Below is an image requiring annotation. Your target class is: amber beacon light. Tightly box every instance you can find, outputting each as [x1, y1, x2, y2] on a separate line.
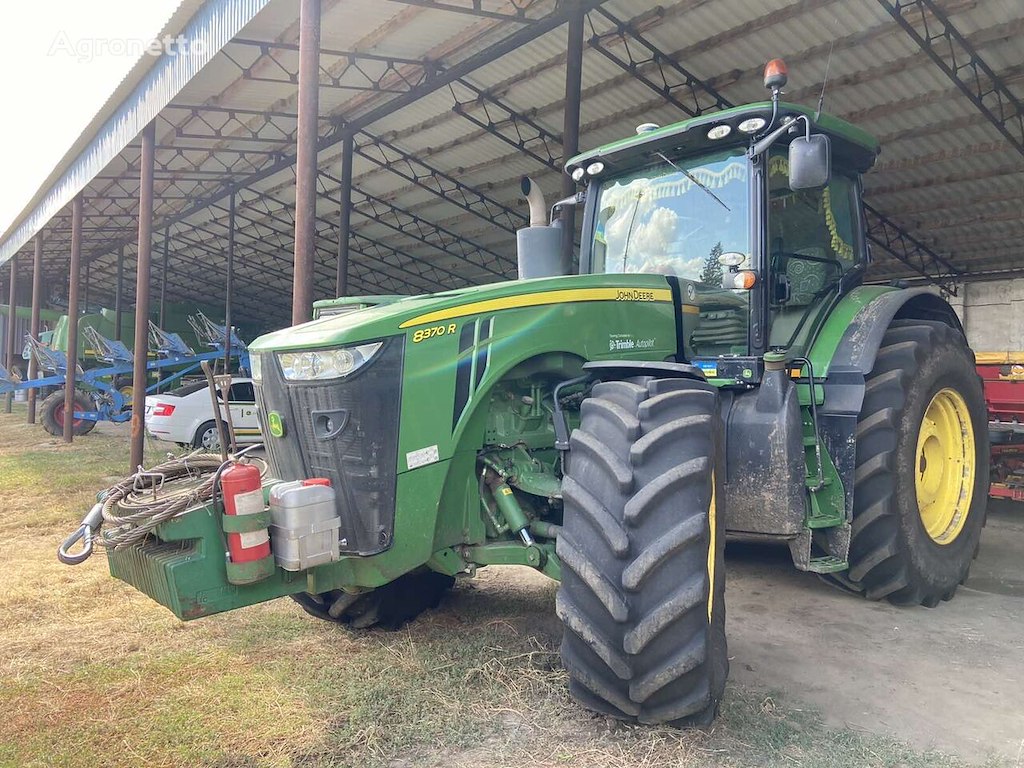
[763, 58, 788, 91]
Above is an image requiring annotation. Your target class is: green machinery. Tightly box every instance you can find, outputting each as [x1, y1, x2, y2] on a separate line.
[90, 65, 989, 727]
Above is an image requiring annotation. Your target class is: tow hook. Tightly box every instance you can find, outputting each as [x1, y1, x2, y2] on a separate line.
[57, 501, 105, 565]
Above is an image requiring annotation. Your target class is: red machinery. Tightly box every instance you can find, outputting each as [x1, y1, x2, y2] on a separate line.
[977, 352, 1024, 501]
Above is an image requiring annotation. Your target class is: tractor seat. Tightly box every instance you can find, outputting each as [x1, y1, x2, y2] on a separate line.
[769, 252, 835, 347]
[785, 255, 830, 307]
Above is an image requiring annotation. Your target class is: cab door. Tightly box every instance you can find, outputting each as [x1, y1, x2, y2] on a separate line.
[765, 153, 865, 355]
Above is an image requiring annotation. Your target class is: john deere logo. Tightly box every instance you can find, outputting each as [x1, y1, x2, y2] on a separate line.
[267, 411, 285, 438]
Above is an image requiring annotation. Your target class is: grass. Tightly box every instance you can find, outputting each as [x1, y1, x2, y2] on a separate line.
[0, 405, 1009, 768]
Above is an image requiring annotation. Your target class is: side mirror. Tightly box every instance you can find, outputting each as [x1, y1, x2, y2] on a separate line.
[789, 133, 831, 190]
[549, 191, 586, 224]
[717, 252, 746, 269]
[719, 252, 756, 290]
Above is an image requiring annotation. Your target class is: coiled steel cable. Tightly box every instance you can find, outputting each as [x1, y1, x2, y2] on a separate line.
[58, 448, 267, 562]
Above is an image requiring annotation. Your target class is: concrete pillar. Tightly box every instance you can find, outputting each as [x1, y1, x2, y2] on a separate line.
[225, 192, 235, 371]
[114, 245, 125, 341]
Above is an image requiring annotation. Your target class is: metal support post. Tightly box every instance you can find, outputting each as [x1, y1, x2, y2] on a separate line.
[27, 234, 43, 423]
[159, 230, 169, 328]
[130, 120, 156, 470]
[83, 260, 90, 310]
[292, 0, 321, 325]
[4, 256, 17, 414]
[64, 195, 83, 442]
[114, 245, 125, 341]
[225, 192, 235, 371]
[560, 1, 584, 273]
[336, 133, 353, 298]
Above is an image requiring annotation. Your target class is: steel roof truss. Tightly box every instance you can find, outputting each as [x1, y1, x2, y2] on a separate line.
[880, 0, 1024, 156]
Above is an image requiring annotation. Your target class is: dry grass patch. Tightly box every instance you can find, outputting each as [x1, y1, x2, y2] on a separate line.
[0, 409, 322, 767]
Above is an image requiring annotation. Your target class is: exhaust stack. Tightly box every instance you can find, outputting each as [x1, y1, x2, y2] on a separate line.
[521, 176, 547, 227]
[516, 177, 565, 280]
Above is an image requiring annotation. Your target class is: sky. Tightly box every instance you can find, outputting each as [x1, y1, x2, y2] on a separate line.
[0, 1, 183, 234]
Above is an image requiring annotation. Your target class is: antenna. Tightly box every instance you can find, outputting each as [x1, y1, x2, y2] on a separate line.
[815, 38, 836, 121]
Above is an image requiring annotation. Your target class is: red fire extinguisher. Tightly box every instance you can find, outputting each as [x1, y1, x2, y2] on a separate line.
[221, 463, 271, 563]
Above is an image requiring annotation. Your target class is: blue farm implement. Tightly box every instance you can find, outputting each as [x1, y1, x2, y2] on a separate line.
[0, 312, 249, 436]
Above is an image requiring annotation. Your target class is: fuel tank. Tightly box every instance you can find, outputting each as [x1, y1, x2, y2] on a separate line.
[720, 363, 807, 536]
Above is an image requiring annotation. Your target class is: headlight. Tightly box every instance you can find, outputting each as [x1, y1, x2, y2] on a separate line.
[707, 124, 732, 140]
[249, 353, 262, 382]
[278, 342, 383, 381]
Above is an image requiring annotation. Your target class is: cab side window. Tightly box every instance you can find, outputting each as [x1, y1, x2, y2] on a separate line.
[767, 154, 859, 349]
[229, 382, 255, 403]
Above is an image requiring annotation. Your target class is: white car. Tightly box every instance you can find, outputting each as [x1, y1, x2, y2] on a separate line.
[144, 378, 262, 450]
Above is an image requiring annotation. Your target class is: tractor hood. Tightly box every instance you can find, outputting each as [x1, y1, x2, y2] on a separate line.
[249, 273, 677, 352]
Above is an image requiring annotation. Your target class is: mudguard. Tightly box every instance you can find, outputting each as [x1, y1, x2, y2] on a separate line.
[829, 288, 963, 375]
[582, 360, 706, 381]
[817, 288, 965, 521]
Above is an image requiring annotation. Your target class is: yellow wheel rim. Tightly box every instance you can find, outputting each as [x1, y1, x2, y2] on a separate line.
[915, 388, 975, 544]
[119, 385, 133, 408]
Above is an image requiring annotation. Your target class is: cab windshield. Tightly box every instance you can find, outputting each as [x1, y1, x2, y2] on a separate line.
[590, 148, 751, 356]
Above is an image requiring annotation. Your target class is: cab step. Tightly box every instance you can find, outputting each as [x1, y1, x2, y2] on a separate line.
[807, 555, 848, 574]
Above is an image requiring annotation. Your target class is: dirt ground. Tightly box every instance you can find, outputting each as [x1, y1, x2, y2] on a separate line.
[497, 504, 1024, 763]
[409, 449, 1022, 763]
[723, 505, 1024, 761]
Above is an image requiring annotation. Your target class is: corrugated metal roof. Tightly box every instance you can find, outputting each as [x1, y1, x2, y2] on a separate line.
[1, 0, 1021, 330]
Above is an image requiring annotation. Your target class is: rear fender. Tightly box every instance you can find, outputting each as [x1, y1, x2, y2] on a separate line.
[815, 288, 964, 521]
[828, 288, 963, 376]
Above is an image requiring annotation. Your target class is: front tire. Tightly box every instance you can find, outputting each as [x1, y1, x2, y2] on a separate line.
[558, 376, 727, 727]
[847, 320, 988, 606]
[291, 571, 455, 630]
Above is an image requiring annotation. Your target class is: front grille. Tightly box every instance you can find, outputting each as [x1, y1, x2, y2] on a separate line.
[255, 337, 403, 555]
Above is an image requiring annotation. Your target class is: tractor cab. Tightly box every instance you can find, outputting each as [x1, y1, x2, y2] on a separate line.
[565, 65, 879, 382]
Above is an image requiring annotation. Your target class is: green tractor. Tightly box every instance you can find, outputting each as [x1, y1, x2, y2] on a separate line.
[95, 64, 988, 727]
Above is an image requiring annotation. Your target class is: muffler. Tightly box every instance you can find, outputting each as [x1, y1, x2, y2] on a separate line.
[516, 177, 564, 280]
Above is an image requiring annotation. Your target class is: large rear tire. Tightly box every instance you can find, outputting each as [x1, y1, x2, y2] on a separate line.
[291, 570, 455, 630]
[558, 376, 727, 727]
[846, 320, 988, 606]
[40, 389, 97, 437]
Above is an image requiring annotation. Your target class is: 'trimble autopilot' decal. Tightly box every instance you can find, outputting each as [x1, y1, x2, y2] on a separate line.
[608, 333, 657, 352]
